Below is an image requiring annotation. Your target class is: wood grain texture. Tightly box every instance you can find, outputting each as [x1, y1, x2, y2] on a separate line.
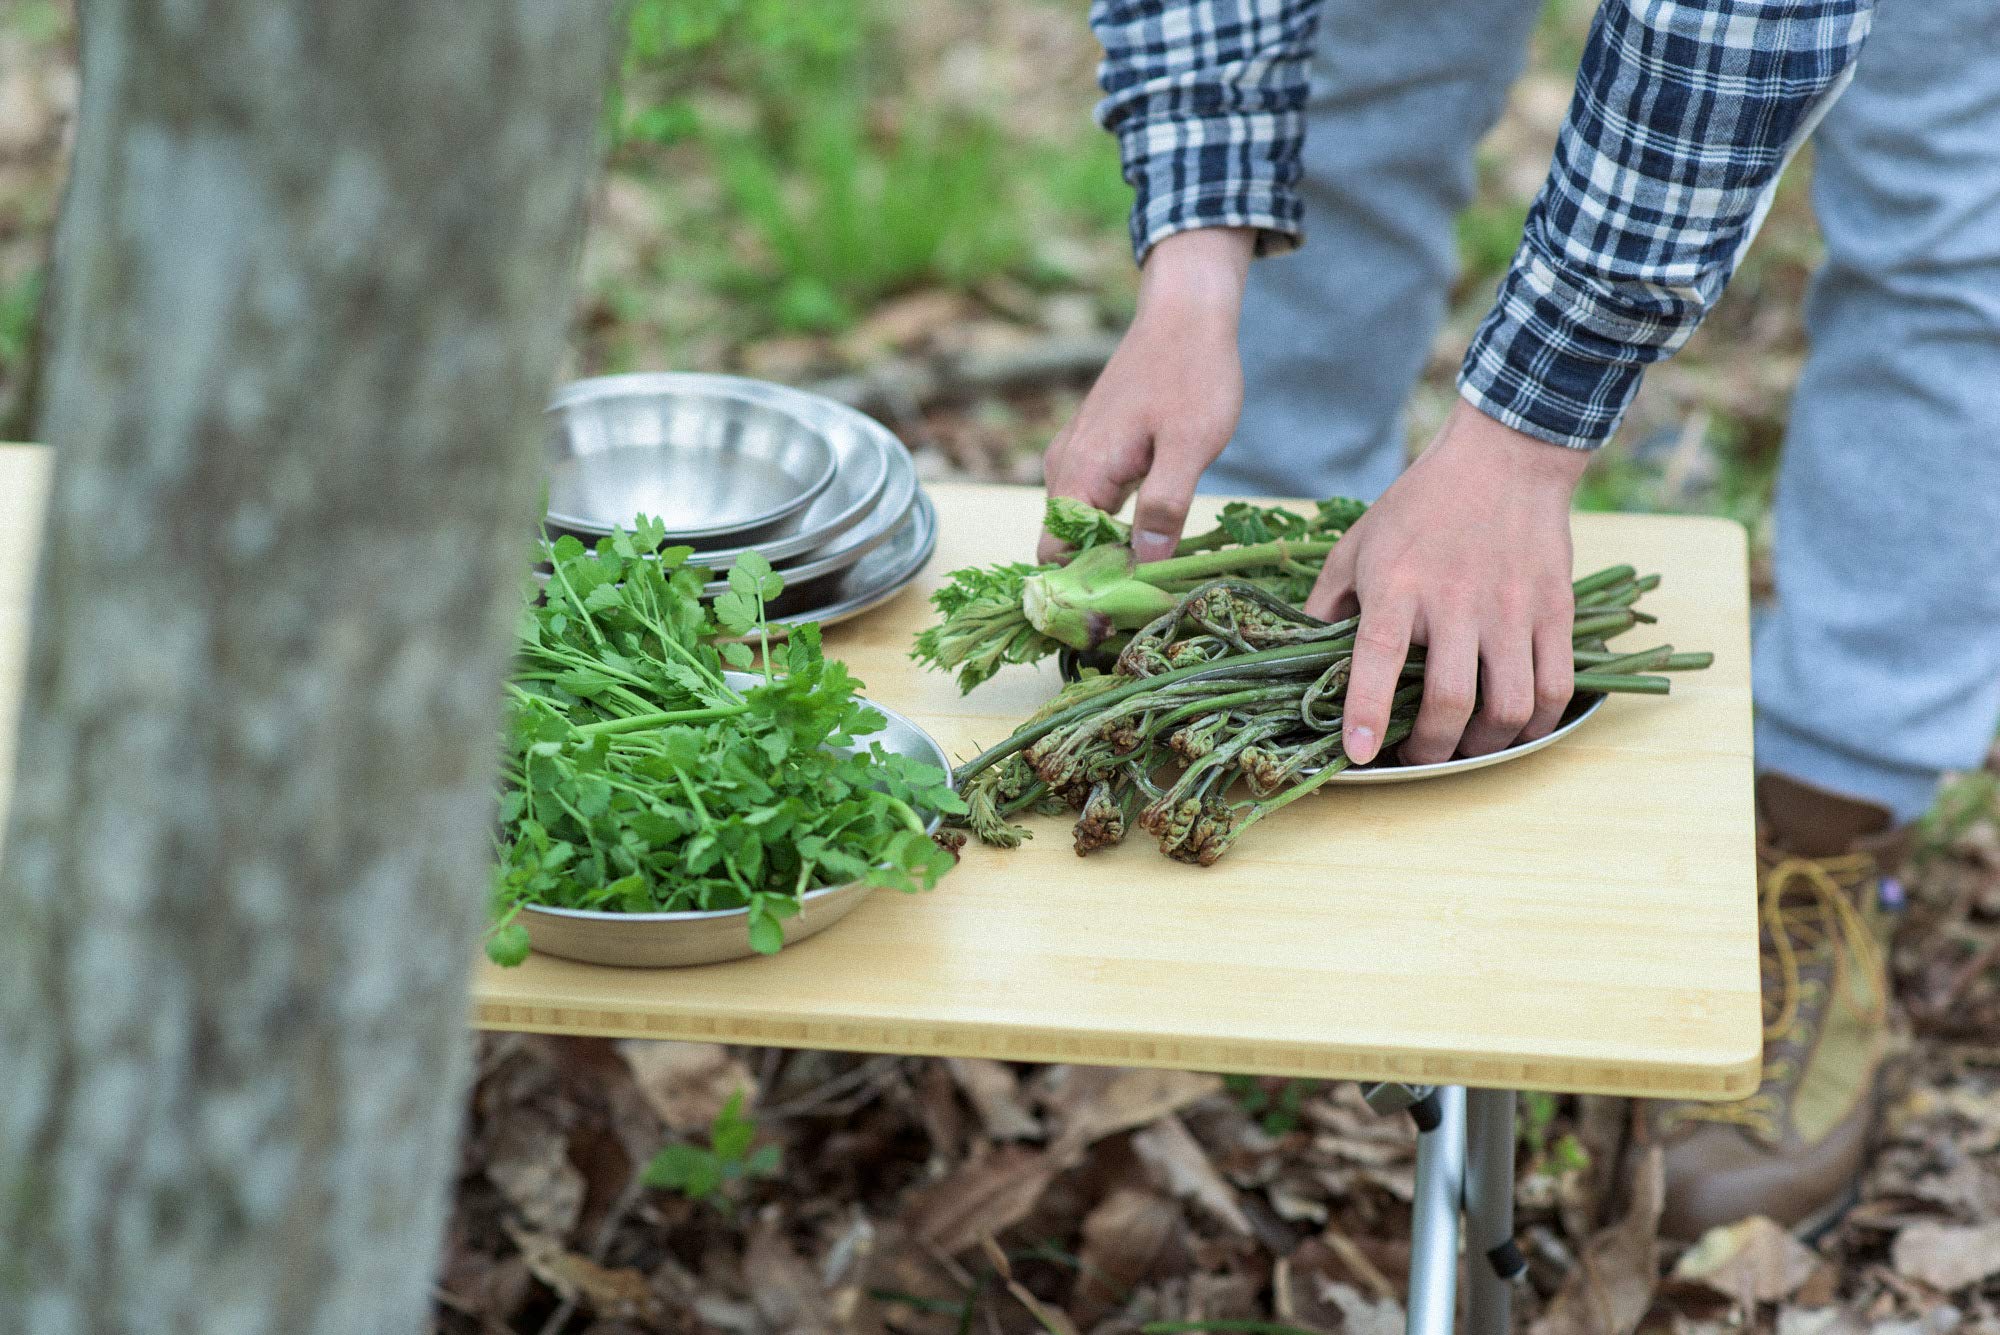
[0, 458, 1762, 1099]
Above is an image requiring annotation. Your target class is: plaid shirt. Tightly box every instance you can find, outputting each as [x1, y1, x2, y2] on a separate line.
[1092, 0, 1874, 448]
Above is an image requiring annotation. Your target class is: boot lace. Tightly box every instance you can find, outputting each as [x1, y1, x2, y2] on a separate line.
[1665, 851, 1887, 1138]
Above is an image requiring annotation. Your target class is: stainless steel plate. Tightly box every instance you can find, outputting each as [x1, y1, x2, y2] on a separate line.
[1312, 692, 1606, 783]
[546, 373, 841, 545]
[518, 684, 951, 969]
[699, 438, 918, 598]
[767, 491, 936, 629]
[679, 396, 895, 571]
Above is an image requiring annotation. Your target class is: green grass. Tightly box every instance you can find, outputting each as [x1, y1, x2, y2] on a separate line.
[605, 0, 1056, 337]
[0, 269, 42, 372]
[1456, 194, 1530, 291]
[712, 104, 1027, 332]
[3, 0, 66, 44]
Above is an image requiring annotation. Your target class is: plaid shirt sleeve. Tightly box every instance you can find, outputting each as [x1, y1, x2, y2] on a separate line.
[1460, 0, 1874, 448]
[1090, 0, 1322, 263]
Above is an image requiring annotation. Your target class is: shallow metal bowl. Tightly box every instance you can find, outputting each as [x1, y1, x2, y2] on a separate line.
[546, 373, 840, 545]
[518, 685, 951, 969]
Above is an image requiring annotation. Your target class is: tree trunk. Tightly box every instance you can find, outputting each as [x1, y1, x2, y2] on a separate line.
[0, 5, 616, 1332]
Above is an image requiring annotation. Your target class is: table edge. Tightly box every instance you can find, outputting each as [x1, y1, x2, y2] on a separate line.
[472, 996, 1763, 1101]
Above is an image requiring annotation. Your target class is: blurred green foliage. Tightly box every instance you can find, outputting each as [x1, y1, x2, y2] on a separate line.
[612, 0, 1039, 333]
[0, 269, 42, 368]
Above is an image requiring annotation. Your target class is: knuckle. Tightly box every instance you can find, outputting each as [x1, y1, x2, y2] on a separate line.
[1492, 585, 1532, 625]
[1356, 623, 1408, 656]
[1536, 675, 1574, 709]
[1375, 571, 1421, 605]
[1428, 682, 1475, 716]
[1487, 693, 1534, 729]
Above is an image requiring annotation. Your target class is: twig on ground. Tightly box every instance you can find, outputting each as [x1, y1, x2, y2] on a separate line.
[762, 1054, 906, 1119]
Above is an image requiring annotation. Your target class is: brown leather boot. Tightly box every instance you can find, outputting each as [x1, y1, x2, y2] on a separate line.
[1644, 773, 1907, 1242]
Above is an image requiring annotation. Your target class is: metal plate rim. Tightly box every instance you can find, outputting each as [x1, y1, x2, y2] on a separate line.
[1311, 690, 1607, 783]
[768, 491, 936, 630]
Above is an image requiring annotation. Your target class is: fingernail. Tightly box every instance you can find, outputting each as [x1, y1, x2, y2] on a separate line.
[1349, 725, 1376, 762]
[1134, 530, 1173, 562]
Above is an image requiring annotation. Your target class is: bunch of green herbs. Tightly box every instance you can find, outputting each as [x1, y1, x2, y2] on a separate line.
[487, 520, 962, 966]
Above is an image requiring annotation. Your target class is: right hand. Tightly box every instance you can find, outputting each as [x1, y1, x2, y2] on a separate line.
[1039, 228, 1256, 564]
[1303, 400, 1591, 765]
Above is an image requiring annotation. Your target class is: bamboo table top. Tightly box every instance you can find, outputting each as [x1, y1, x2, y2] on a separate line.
[0, 445, 1762, 1098]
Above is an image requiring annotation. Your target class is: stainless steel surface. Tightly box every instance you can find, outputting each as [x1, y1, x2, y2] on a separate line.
[1465, 1088, 1522, 1335]
[769, 492, 936, 629]
[1314, 692, 1605, 784]
[519, 686, 951, 969]
[698, 435, 918, 597]
[546, 373, 840, 544]
[681, 396, 897, 570]
[1407, 1085, 1467, 1335]
[522, 879, 876, 969]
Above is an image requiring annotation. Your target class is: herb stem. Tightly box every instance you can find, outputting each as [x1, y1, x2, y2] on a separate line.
[574, 704, 751, 737]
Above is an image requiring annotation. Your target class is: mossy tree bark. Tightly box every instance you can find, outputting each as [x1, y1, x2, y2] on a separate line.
[0, 4, 616, 1331]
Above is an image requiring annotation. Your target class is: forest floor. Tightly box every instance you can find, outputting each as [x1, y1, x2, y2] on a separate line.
[437, 790, 2000, 1335]
[3, 4, 1996, 1332]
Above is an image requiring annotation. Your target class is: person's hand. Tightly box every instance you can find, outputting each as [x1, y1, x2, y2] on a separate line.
[1306, 400, 1592, 765]
[1039, 228, 1255, 564]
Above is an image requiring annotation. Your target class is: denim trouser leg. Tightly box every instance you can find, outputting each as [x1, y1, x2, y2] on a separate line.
[1753, 0, 2000, 822]
[1210, 0, 1544, 502]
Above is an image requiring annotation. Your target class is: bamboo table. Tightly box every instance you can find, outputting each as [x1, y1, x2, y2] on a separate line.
[0, 446, 1761, 1333]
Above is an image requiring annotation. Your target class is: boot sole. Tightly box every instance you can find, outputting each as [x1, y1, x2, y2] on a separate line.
[1791, 1179, 1860, 1242]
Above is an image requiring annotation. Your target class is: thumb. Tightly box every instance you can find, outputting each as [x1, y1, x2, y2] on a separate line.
[1129, 444, 1207, 564]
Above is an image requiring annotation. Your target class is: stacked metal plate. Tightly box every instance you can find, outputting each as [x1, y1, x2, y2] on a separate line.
[543, 373, 934, 629]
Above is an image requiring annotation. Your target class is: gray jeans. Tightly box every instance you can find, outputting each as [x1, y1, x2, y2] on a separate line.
[1215, 0, 2000, 822]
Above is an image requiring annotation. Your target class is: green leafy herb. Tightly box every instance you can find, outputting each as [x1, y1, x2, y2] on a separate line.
[1043, 495, 1132, 549]
[487, 519, 963, 963]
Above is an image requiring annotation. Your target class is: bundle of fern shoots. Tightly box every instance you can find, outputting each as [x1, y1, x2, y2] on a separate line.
[947, 570, 1711, 866]
[913, 495, 1368, 691]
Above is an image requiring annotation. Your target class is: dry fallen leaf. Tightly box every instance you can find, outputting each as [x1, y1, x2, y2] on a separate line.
[1673, 1215, 1822, 1305]
[744, 1218, 835, 1335]
[503, 1223, 656, 1320]
[1131, 1115, 1254, 1237]
[1075, 1188, 1181, 1323]
[1890, 1086, 2000, 1155]
[1890, 1220, 2000, 1292]
[616, 1041, 755, 1133]
[1044, 1066, 1223, 1160]
[946, 1058, 1041, 1141]
[1776, 1306, 1868, 1335]
[1323, 1280, 1404, 1335]
[1531, 1147, 1665, 1335]
[903, 1144, 1058, 1256]
[981, 1236, 1083, 1335]
[484, 1111, 585, 1237]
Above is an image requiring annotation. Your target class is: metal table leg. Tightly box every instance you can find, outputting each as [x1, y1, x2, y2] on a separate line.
[1464, 1088, 1524, 1335]
[1406, 1085, 1466, 1335]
